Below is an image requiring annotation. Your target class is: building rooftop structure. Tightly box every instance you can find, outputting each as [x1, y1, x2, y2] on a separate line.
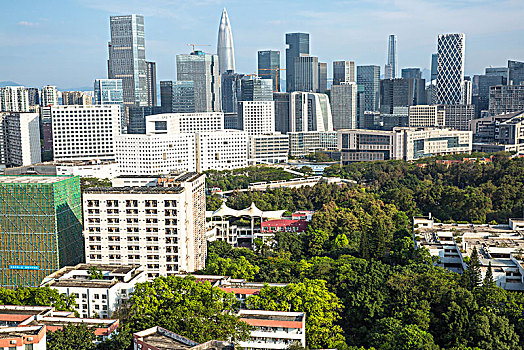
[133, 326, 235, 350]
[0, 175, 73, 184]
[0, 325, 46, 348]
[84, 186, 185, 194]
[414, 216, 524, 290]
[41, 264, 144, 289]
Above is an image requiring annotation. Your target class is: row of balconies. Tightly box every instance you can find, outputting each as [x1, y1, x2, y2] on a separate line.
[89, 199, 178, 208]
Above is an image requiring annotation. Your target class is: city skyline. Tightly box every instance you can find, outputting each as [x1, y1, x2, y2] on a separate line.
[1, 0, 523, 88]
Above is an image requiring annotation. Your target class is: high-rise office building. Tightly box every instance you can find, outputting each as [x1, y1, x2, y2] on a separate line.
[357, 65, 380, 112]
[146, 61, 157, 107]
[380, 78, 416, 114]
[274, 92, 290, 134]
[385, 34, 398, 79]
[258, 50, 281, 92]
[221, 71, 243, 114]
[94, 79, 125, 132]
[508, 60, 524, 86]
[431, 54, 438, 81]
[436, 33, 465, 105]
[1, 113, 41, 167]
[294, 55, 319, 92]
[41, 86, 59, 107]
[333, 61, 355, 85]
[476, 75, 505, 117]
[289, 92, 333, 132]
[241, 77, 273, 101]
[331, 82, 357, 130]
[217, 8, 235, 75]
[239, 101, 275, 135]
[443, 104, 475, 131]
[0, 175, 83, 288]
[51, 105, 121, 161]
[128, 106, 162, 134]
[0, 87, 29, 112]
[318, 62, 328, 93]
[176, 51, 220, 113]
[62, 91, 92, 106]
[489, 85, 524, 116]
[108, 14, 147, 107]
[401, 68, 422, 80]
[286, 33, 309, 92]
[485, 67, 508, 79]
[27, 88, 39, 107]
[160, 81, 195, 114]
[462, 79, 472, 105]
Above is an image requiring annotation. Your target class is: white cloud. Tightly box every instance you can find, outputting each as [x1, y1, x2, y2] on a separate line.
[17, 21, 40, 27]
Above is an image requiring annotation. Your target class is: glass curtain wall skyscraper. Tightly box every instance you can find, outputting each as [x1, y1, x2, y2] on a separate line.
[385, 34, 398, 79]
[357, 65, 380, 112]
[258, 50, 281, 92]
[286, 33, 309, 93]
[108, 14, 148, 108]
[176, 51, 220, 113]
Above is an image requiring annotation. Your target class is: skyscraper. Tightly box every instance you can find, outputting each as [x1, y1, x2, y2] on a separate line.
[41, 86, 58, 107]
[431, 54, 438, 81]
[294, 55, 319, 92]
[220, 71, 243, 114]
[333, 61, 355, 85]
[357, 65, 380, 112]
[508, 60, 524, 86]
[146, 61, 157, 107]
[160, 81, 195, 114]
[217, 8, 235, 75]
[331, 82, 357, 130]
[0, 176, 83, 288]
[318, 62, 328, 93]
[258, 50, 281, 92]
[385, 34, 398, 79]
[436, 33, 465, 105]
[401, 68, 422, 80]
[108, 14, 147, 107]
[176, 51, 220, 113]
[94, 79, 125, 132]
[380, 78, 416, 114]
[62, 91, 92, 106]
[289, 92, 333, 132]
[286, 33, 309, 92]
[240, 77, 273, 101]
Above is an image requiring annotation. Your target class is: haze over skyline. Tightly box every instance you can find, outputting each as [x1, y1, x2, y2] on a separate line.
[1, 0, 523, 88]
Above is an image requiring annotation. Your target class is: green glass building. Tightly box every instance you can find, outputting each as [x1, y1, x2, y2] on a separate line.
[0, 176, 84, 288]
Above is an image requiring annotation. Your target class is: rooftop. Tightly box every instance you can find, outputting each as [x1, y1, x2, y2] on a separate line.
[41, 264, 144, 288]
[0, 326, 44, 340]
[85, 186, 184, 194]
[134, 327, 199, 350]
[0, 175, 73, 184]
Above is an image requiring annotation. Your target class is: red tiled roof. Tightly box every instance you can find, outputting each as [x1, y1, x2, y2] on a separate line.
[240, 318, 304, 329]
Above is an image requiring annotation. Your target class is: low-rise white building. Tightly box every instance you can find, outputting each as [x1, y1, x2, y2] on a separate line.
[84, 173, 207, 278]
[338, 127, 472, 163]
[414, 216, 524, 291]
[249, 133, 289, 164]
[238, 310, 306, 350]
[40, 264, 147, 318]
[288, 131, 338, 157]
[145, 112, 224, 134]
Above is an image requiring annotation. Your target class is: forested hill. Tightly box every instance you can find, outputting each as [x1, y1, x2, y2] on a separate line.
[324, 154, 524, 224]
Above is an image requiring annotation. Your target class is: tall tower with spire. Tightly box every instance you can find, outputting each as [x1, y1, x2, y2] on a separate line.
[217, 8, 235, 75]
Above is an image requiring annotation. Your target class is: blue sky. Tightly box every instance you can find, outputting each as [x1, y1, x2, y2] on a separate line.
[1, 0, 523, 88]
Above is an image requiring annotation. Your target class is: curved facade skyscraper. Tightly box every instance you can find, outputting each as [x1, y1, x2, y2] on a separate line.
[217, 8, 235, 75]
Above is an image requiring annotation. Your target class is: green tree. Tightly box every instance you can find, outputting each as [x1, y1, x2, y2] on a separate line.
[127, 276, 251, 342]
[88, 266, 103, 280]
[47, 323, 97, 350]
[464, 247, 482, 290]
[0, 286, 76, 311]
[205, 254, 260, 280]
[246, 279, 345, 348]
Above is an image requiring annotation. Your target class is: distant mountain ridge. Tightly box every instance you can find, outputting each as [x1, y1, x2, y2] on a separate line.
[0, 81, 93, 91]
